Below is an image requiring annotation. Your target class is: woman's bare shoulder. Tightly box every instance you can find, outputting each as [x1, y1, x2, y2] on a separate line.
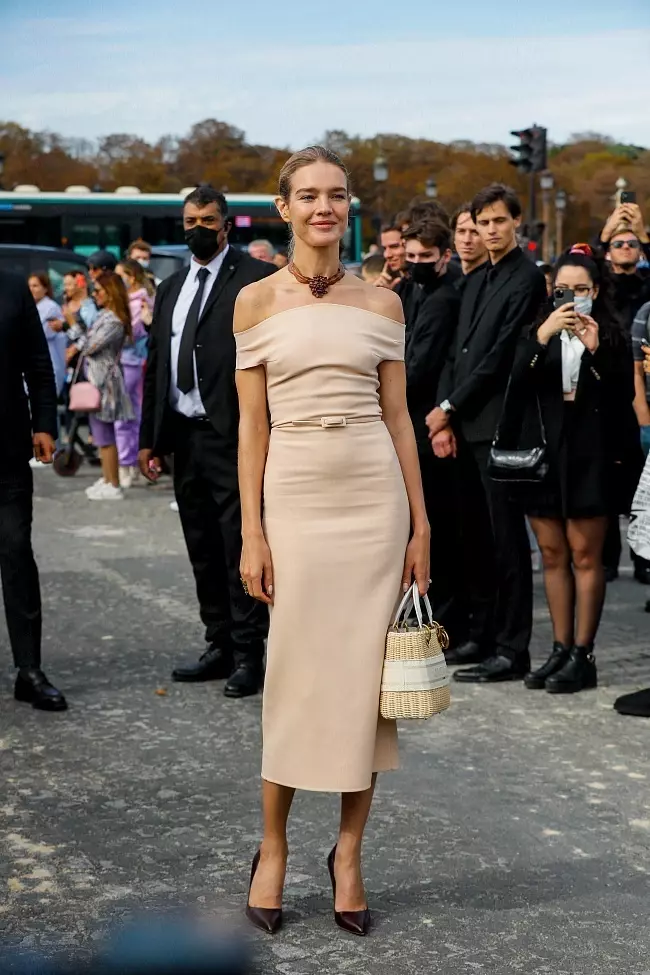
[234, 275, 280, 333]
[347, 276, 405, 325]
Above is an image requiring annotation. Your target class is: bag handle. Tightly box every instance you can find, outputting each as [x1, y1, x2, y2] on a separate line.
[492, 375, 546, 449]
[70, 349, 87, 386]
[392, 581, 434, 628]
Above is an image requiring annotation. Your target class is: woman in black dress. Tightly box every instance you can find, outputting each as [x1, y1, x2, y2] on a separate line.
[508, 245, 636, 694]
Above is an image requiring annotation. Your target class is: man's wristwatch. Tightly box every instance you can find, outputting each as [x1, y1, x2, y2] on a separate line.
[439, 399, 454, 414]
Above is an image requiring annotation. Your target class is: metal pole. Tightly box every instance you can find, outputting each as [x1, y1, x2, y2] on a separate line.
[528, 171, 536, 231]
[542, 189, 550, 263]
[556, 208, 564, 256]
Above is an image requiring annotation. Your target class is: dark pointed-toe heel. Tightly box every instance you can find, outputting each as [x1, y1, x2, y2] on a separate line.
[245, 849, 283, 935]
[327, 845, 371, 937]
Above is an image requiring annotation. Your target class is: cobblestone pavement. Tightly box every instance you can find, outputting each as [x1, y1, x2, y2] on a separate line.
[1, 465, 649, 974]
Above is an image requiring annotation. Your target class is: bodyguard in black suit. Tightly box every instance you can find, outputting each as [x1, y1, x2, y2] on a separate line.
[139, 186, 275, 697]
[0, 270, 67, 710]
[428, 184, 547, 682]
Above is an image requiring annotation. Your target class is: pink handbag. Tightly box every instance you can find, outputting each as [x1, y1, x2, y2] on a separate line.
[69, 351, 101, 412]
[69, 380, 101, 412]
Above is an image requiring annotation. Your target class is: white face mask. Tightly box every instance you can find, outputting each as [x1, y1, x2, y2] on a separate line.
[574, 295, 593, 316]
[137, 258, 149, 269]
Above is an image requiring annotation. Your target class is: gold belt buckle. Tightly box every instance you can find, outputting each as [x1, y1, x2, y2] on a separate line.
[321, 416, 347, 428]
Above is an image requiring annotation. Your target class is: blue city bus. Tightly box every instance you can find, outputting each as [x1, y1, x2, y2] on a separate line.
[0, 187, 363, 263]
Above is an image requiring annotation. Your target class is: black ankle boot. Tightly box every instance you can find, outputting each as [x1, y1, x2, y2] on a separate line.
[545, 645, 597, 694]
[524, 642, 571, 690]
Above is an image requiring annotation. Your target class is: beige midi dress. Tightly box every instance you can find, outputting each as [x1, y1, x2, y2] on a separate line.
[235, 303, 410, 792]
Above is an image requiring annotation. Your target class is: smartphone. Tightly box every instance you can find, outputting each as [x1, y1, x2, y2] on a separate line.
[621, 191, 637, 205]
[554, 288, 575, 309]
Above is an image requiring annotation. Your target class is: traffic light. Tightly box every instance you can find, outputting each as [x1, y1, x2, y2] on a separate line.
[510, 126, 547, 174]
[510, 129, 534, 174]
[531, 126, 547, 172]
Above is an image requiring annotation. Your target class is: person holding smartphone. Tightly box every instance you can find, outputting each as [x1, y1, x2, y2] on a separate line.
[504, 244, 637, 694]
[599, 199, 650, 330]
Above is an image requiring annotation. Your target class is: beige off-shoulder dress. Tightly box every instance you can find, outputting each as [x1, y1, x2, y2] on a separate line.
[235, 303, 410, 792]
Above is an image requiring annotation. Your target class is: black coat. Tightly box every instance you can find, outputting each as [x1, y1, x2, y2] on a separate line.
[0, 270, 57, 470]
[439, 247, 547, 444]
[140, 248, 275, 455]
[505, 330, 641, 513]
[405, 276, 460, 447]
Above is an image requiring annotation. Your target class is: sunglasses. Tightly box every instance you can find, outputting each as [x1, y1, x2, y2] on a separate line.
[611, 239, 640, 250]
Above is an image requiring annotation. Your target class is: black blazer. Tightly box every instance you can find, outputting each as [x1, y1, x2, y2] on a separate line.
[0, 270, 57, 470]
[140, 248, 276, 455]
[405, 277, 460, 447]
[439, 248, 547, 444]
[506, 332, 641, 497]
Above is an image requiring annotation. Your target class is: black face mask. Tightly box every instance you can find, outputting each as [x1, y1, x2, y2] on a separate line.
[184, 225, 223, 261]
[405, 260, 443, 286]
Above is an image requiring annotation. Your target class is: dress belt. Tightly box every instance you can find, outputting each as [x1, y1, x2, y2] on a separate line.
[272, 414, 382, 430]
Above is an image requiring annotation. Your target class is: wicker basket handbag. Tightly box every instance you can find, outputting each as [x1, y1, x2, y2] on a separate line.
[380, 582, 451, 720]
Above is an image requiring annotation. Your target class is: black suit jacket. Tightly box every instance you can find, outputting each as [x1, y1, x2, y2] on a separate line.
[405, 277, 460, 447]
[140, 248, 276, 455]
[439, 247, 547, 444]
[0, 270, 57, 471]
[507, 328, 642, 510]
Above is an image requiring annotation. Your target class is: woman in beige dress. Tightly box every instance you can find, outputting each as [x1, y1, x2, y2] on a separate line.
[235, 146, 430, 936]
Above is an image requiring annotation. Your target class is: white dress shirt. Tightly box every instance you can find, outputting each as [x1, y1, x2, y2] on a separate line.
[169, 246, 230, 417]
[560, 329, 585, 395]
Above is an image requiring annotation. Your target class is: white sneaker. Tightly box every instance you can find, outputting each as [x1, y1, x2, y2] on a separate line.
[169, 500, 179, 512]
[29, 458, 48, 469]
[88, 482, 124, 502]
[85, 478, 107, 498]
[119, 465, 139, 489]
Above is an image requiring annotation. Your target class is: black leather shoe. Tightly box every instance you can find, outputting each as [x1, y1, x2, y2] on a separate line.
[224, 664, 261, 698]
[245, 849, 283, 935]
[327, 846, 370, 937]
[172, 645, 233, 682]
[15, 669, 68, 712]
[545, 645, 597, 694]
[524, 642, 572, 690]
[613, 688, 650, 717]
[453, 654, 527, 684]
[604, 566, 619, 584]
[444, 640, 485, 666]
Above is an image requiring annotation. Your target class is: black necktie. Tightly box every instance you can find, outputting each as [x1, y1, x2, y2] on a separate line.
[177, 266, 210, 394]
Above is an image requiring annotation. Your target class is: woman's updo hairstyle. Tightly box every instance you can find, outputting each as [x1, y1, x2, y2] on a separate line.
[277, 145, 352, 201]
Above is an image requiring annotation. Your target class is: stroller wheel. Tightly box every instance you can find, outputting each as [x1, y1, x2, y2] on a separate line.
[53, 448, 83, 477]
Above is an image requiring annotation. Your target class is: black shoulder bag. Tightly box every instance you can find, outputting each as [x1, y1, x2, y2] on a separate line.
[488, 379, 548, 483]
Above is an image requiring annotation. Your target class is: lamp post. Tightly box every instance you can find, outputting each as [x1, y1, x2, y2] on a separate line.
[425, 177, 438, 199]
[0, 152, 5, 191]
[539, 171, 554, 262]
[555, 189, 567, 257]
[615, 176, 628, 206]
[373, 154, 389, 243]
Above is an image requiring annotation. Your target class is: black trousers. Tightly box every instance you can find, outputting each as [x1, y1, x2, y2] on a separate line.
[419, 446, 459, 634]
[0, 467, 42, 668]
[457, 438, 532, 666]
[419, 445, 490, 645]
[171, 415, 267, 667]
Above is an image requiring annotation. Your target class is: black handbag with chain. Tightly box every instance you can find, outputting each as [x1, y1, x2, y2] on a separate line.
[488, 379, 549, 483]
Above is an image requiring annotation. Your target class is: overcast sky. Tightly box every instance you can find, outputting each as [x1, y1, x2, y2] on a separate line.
[3, 0, 650, 149]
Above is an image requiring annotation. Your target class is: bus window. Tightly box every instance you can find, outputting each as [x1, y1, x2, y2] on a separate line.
[142, 216, 184, 246]
[67, 220, 134, 258]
